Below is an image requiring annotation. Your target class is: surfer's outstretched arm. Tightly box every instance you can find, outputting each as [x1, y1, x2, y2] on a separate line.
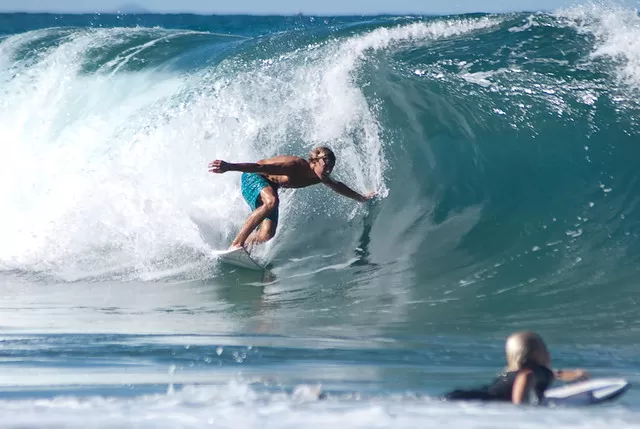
[323, 178, 374, 202]
[209, 159, 297, 175]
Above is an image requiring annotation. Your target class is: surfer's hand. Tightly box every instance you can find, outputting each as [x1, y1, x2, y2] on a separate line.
[208, 159, 229, 173]
[571, 369, 590, 382]
[364, 191, 377, 201]
[554, 369, 590, 382]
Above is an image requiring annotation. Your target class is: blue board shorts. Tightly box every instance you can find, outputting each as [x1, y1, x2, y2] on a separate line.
[241, 173, 279, 223]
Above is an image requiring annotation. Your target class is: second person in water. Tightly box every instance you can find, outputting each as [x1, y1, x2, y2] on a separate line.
[445, 331, 589, 404]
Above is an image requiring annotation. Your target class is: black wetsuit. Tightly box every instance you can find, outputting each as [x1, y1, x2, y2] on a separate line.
[445, 365, 554, 404]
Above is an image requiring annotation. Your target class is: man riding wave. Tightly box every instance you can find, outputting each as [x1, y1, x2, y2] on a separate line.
[208, 146, 375, 249]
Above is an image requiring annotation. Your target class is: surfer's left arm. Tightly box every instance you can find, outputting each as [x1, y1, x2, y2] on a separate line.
[553, 369, 590, 383]
[323, 179, 375, 202]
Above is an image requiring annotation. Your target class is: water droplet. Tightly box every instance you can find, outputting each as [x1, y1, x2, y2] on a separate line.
[565, 229, 583, 238]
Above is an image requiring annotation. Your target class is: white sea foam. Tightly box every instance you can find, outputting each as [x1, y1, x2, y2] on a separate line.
[0, 18, 499, 281]
[558, 2, 640, 89]
[0, 382, 638, 429]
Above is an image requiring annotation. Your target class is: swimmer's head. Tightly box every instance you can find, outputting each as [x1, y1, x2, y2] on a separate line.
[505, 331, 551, 371]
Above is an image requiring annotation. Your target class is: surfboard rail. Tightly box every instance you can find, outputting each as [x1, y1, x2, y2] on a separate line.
[215, 247, 264, 271]
[544, 378, 630, 406]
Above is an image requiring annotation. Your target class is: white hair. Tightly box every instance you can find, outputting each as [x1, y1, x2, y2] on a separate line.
[505, 331, 550, 371]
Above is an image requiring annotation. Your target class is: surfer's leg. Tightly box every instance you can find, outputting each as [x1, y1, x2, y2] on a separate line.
[231, 185, 279, 249]
[245, 218, 278, 246]
[247, 194, 279, 246]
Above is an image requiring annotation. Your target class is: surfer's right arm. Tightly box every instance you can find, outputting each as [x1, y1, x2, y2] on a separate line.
[553, 369, 589, 382]
[511, 369, 534, 404]
[208, 159, 296, 175]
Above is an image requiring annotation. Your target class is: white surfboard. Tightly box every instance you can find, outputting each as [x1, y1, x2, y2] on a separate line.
[544, 378, 630, 406]
[215, 247, 264, 271]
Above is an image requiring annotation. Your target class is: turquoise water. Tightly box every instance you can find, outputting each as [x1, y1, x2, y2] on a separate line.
[1, 4, 639, 428]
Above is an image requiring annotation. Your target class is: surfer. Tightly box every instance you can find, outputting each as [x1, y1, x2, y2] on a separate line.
[445, 331, 589, 404]
[208, 146, 375, 249]
[286, 331, 614, 406]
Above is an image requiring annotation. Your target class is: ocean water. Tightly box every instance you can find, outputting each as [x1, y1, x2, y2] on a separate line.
[1, 3, 640, 428]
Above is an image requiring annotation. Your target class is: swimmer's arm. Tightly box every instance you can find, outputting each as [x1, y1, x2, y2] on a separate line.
[323, 178, 374, 202]
[512, 370, 534, 404]
[553, 369, 590, 382]
[208, 159, 298, 175]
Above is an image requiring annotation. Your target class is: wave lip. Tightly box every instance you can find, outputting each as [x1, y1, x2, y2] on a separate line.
[558, 3, 640, 89]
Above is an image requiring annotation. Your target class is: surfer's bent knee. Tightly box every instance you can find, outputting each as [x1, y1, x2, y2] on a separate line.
[261, 193, 278, 211]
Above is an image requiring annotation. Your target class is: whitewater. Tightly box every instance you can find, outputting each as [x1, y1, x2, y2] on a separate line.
[0, 2, 639, 428]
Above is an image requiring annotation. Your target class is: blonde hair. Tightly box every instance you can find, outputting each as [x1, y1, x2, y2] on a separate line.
[505, 331, 550, 371]
[308, 146, 336, 164]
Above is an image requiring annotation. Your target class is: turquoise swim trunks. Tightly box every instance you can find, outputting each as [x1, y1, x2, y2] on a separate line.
[241, 173, 279, 222]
